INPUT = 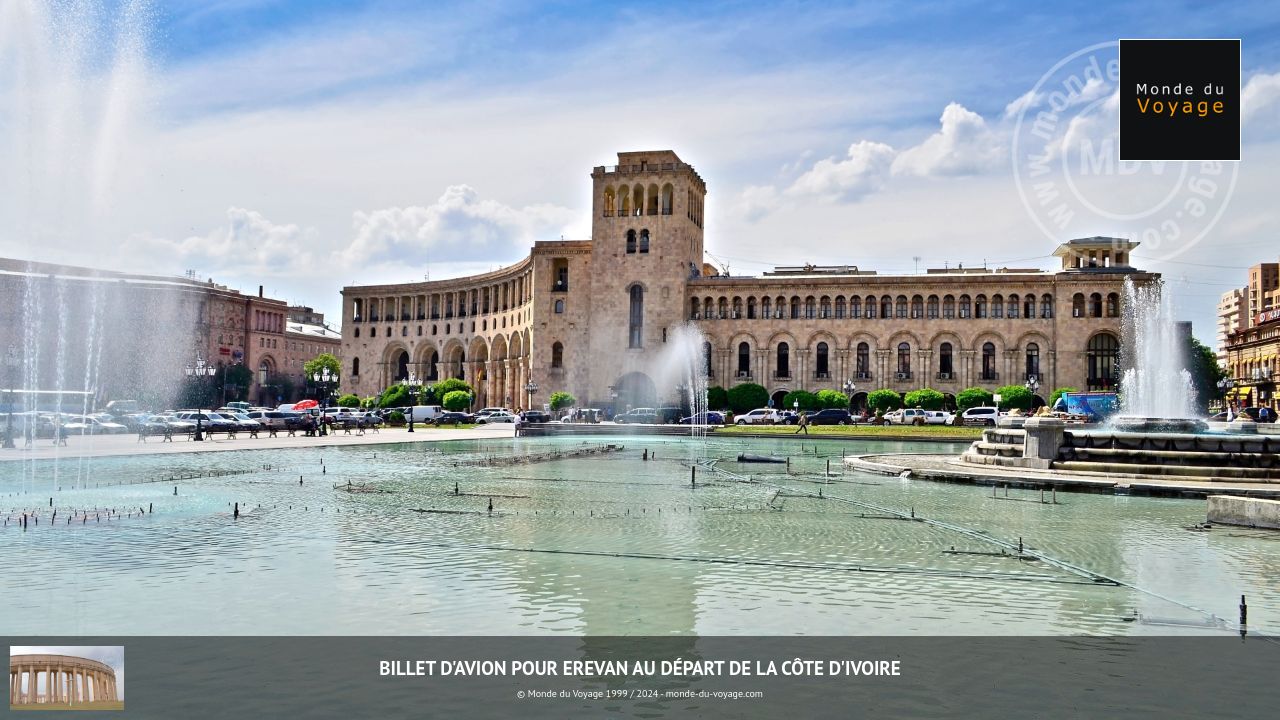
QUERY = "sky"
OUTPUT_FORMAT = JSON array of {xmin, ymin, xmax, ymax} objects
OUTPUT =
[{"xmin": 2, "ymin": 0, "xmax": 1280, "ymax": 348}]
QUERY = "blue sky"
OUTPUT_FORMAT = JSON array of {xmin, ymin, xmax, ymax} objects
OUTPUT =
[{"xmin": 4, "ymin": 0, "xmax": 1280, "ymax": 344}]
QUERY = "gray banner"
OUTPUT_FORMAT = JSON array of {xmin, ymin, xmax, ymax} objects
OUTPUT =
[{"xmin": 5, "ymin": 637, "xmax": 1277, "ymax": 718}]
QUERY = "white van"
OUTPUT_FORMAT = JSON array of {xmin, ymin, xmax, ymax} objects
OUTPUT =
[{"xmin": 408, "ymin": 405, "xmax": 444, "ymax": 423}]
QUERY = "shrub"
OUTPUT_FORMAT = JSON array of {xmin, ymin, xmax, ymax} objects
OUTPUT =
[
  {"xmin": 867, "ymin": 389, "xmax": 903, "ymax": 413},
  {"xmin": 387, "ymin": 410, "xmax": 405, "ymax": 424},
  {"xmin": 1049, "ymin": 386, "xmax": 1078, "ymax": 408},
  {"xmin": 814, "ymin": 389, "xmax": 849, "ymax": 409},
  {"xmin": 994, "ymin": 384, "xmax": 1034, "ymax": 411},
  {"xmin": 707, "ymin": 386, "xmax": 729, "ymax": 410},
  {"xmin": 441, "ymin": 390, "xmax": 472, "ymax": 412},
  {"xmin": 336, "ymin": 394, "xmax": 360, "ymax": 408},
  {"xmin": 903, "ymin": 388, "xmax": 945, "ymax": 410},
  {"xmin": 781, "ymin": 390, "xmax": 819, "ymax": 411},
  {"xmin": 549, "ymin": 391, "xmax": 576, "ymax": 411},
  {"xmin": 432, "ymin": 378, "xmax": 473, "ymax": 398},
  {"xmin": 956, "ymin": 387, "xmax": 993, "ymax": 412},
  {"xmin": 379, "ymin": 383, "xmax": 411, "ymax": 409},
  {"xmin": 726, "ymin": 383, "xmax": 768, "ymax": 414}
]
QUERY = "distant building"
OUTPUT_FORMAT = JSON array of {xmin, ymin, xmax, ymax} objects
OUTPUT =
[
  {"xmin": 283, "ymin": 306, "xmax": 342, "ymax": 393},
  {"xmin": 1217, "ymin": 288, "xmax": 1247, "ymax": 367},
  {"xmin": 1220, "ymin": 258, "xmax": 1280, "ymax": 411},
  {"xmin": 338, "ymin": 150, "xmax": 1158, "ymax": 412}
]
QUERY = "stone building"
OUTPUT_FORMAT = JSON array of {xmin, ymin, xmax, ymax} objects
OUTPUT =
[
  {"xmin": 1219, "ymin": 258, "xmax": 1280, "ymax": 411},
  {"xmin": 281, "ymin": 306, "xmax": 342, "ymax": 395},
  {"xmin": 339, "ymin": 150, "xmax": 1155, "ymax": 412}
]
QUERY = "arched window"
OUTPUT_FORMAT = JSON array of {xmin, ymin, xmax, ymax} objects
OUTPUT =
[
  {"xmin": 628, "ymin": 285, "xmax": 644, "ymax": 348},
  {"xmin": 1041, "ymin": 294, "xmax": 1054, "ymax": 319},
  {"xmin": 1087, "ymin": 333, "xmax": 1119, "ymax": 390},
  {"xmin": 703, "ymin": 342, "xmax": 713, "ymax": 377},
  {"xmin": 1073, "ymin": 293, "xmax": 1085, "ymax": 317},
  {"xmin": 632, "ymin": 186, "xmax": 643, "ymax": 217},
  {"xmin": 626, "ymin": 229, "xmax": 637, "ymax": 254},
  {"xmin": 927, "ymin": 295, "xmax": 939, "ymax": 319},
  {"xmin": 776, "ymin": 342, "xmax": 791, "ymax": 378},
  {"xmin": 762, "ymin": 297, "xmax": 772, "ymax": 318},
  {"xmin": 835, "ymin": 296, "xmax": 846, "ymax": 319},
  {"xmin": 981, "ymin": 342, "xmax": 997, "ymax": 380},
  {"xmin": 427, "ymin": 351, "xmax": 439, "ymax": 380},
  {"xmin": 647, "ymin": 184, "xmax": 659, "ymax": 215},
  {"xmin": 551, "ymin": 342, "xmax": 564, "ymax": 368},
  {"xmin": 395, "ymin": 350, "xmax": 409, "ymax": 380},
  {"xmin": 975, "ymin": 294, "xmax": 988, "ymax": 318},
  {"xmin": 897, "ymin": 342, "xmax": 911, "ymax": 376},
  {"xmin": 911, "ymin": 295, "xmax": 923, "ymax": 319},
  {"xmin": 816, "ymin": 342, "xmax": 830, "ymax": 377},
  {"xmin": 1007, "ymin": 294, "xmax": 1020, "ymax": 319},
  {"xmin": 1089, "ymin": 292, "xmax": 1103, "ymax": 318},
  {"xmin": 1025, "ymin": 295, "xmax": 1036, "ymax": 319},
  {"xmin": 732, "ymin": 296, "xmax": 743, "ymax": 319},
  {"xmin": 1025, "ymin": 342, "xmax": 1040, "ymax": 380},
  {"xmin": 1106, "ymin": 292, "xmax": 1119, "ymax": 317},
  {"xmin": 959, "ymin": 295, "xmax": 972, "ymax": 319},
  {"xmin": 370, "ymin": 327, "xmax": 377, "ymax": 337},
  {"xmin": 881, "ymin": 296, "xmax": 893, "ymax": 318},
  {"xmin": 805, "ymin": 296, "xmax": 816, "ymax": 319},
  {"xmin": 747, "ymin": 297, "xmax": 757, "ymax": 319},
  {"xmin": 856, "ymin": 342, "xmax": 870, "ymax": 377},
  {"xmin": 738, "ymin": 342, "xmax": 751, "ymax": 377},
  {"xmin": 718, "ymin": 297, "xmax": 729, "ymax": 319},
  {"xmin": 895, "ymin": 295, "xmax": 907, "ymax": 318},
  {"xmin": 791, "ymin": 296, "xmax": 801, "ymax": 320},
  {"xmin": 660, "ymin": 184, "xmax": 674, "ymax": 215},
  {"xmin": 943, "ymin": 295, "xmax": 955, "ymax": 319},
  {"xmin": 351, "ymin": 357, "xmax": 360, "ymax": 376},
  {"xmin": 554, "ymin": 299, "xmax": 564, "ymax": 314},
  {"xmin": 776, "ymin": 296, "xmax": 787, "ymax": 318},
  {"xmin": 818, "ymin": 296, "xmax": 830, "ymax": 318},
  {"xmin": 354, "ymin": 327, "xmax": 360, "ymax": 338},
  {"xmin": 639, "ymin": 229, "xmax": 650, "ymax": 254},
  {"xmin": 939, "ymin": 342, "xmax": 954, "ymax": 376},
  {"xmin": 620, "ymin": 186, "xmax": 632, "ymax": 216},
  {"xmin": 992, "ymin": 294, "xmax": 1004, "ymax": 318},
  {"xmin": 603, "ymin": 186, "xmax": 616, "ymax": 217}
]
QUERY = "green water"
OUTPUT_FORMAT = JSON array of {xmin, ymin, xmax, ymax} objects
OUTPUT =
[{"xmin": 2, "ymin": 436, "xmax": 1274, "ymax": 635}]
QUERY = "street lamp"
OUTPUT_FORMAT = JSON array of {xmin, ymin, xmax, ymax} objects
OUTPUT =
[
  {"xmin": 3, "ymin": 344, "xmax": 18, "ymax": 449},
  {"xmin": 1025, "ymin": 374, "xmax": 1040, "ymax": 411},
  {"xmin": 525, "ymin": 380, "xmax": 538, "ymax": 413},
  {"xmin": 842, "ymin": 378, "xmax": 856, "ymax": 413},
  {"xmin": 1218, "ymin": 377, "xmax": 1235, "ymax": 420},
  {"xmin": 400, "ymin": 371, "xmax": 419, "ymax": 433},
  {"xmin": 312, "ymin": 366, "xmax": 338, "ymax": 436},
  {"xmin": 184, "ymin": 355, "xmax": 217, "ymax": 441}
]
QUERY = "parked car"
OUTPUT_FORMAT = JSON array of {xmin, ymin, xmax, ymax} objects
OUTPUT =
[
  {"xmin": 655, "ymin": 407, "xmax": 684, "ymax": 424},
  {"xmin": 136, "ymin": 415, "xmax": 172, "ymax": 435},
  {"xmin": 614, "ymin": 407, "xmax": 657, "ymax": 424},
  {"xmin": 174, "ymin": 410, "xmax": 237, "ymax": 431},
  {"xmin": 246, "ymin": 410, "xmax": 295, "ymax": 430},
  {"xmin": 1240, "ymin": 406, "xmax": 1277, "ymax": 423},
  {"xmin": 679, "ymin": 411, "xmax": 726, "ymax": 425},
  {"xmin": 406, "ymin": 405, "xmax": 445, "ymax": 423},
  {"xmin": 887, "ymin": 408, "xmax": 930, "ymax": 425},
  {"xmin": 735, "ymin": 408, "xmax": 780, "ymax": 425},
  {"xmin": 225, "ymin": 412, "xmax": 262, "ymax": 431},
  {"xmin": 434, "ymin": 411, "xmax": 474, "ymax": 425},
  {"xmin": 476, "ymin": 407, "xmax": 511, "ymax": 418},
  {"xmin": 807, "ymin": 409, "xmax": 853, "ymax": 425},
  {"xmin": 924, "ymin": 410, "xmax": 955, "ymax": 425},
  {"xmin": 61, "ymin": 415, "xmax": 128, "ymax": 434},
  {"xmin": 520, "ymin": 410, "xmax": 552, "ymax": 423},
  {"xmin": 961, "ymin": 406, "xmax": 1002, "ymax": 426},
  {"xmin": 477, "ymin": 412, "xmax": 516, "ymax": 424}
]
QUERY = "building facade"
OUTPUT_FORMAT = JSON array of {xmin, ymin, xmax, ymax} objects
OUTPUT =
[
  {"xmin": 1220, "ymin": 258, "xmax": 1280, "ymax": 411},
  {"xmin": 281, "ymin": 306, "xmax": 343, "ymax": 396},
  {"xmin": 340, "ymin": 150, "xmax": 1155, "ymax": 412}
]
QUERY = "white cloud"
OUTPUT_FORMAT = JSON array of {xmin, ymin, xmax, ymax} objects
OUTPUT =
[
  {"xmin": 343, "ymin": 185, "xmax": 579, "ymax": 267},
  {"xmin": 1243, "ymin": 70, "xmax": 1280, "ymax": 129},
  {"xmin": 1003, "ymin": 89, "xmax": 1042, "ymax": 118},
  {"xmin": 891, "ymin": 102, "xmax": 1004, "ymax": 177},
  {"xmin": 123, "ymin": 207, "xmax": 318, "ymax": 277},
  {"xmin": 734, "ymin": 184, "xmax": 782, "ymax": 222},
  {"xmin": 785, "ymin": 140, "xmax": 896, "ymax": 201}
]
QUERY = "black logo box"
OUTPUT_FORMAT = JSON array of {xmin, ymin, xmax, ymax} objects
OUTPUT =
[{"xmin": 1119, "ymin": 39, "xmax": 1240, "ymax": 161}]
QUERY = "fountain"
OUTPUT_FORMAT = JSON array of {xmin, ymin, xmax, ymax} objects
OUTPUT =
[
  {"xmin": 1110, "ymin": 278, "xmax": 1206, "ymax": 434},
  {"xmin": 649, "ymin": 323, "xmax": 711, "ymax": 441}
]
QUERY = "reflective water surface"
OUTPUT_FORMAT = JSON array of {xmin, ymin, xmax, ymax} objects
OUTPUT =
[{"xmin": 2, "ymin": 436, "xmax": 1275, "ymax": 636}]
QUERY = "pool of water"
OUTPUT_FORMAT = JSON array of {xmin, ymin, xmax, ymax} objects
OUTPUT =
[{"xmin": 2, "ymin": 436, "xmax": 1275, "ymax": 636}]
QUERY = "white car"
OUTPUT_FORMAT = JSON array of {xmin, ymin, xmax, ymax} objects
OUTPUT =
[
  {"xmin": 477, "ymin": 412, "xmax": 516, "ymax": 424},
  {"xmin": 883, "ymin": 409, "xmax": 904, "ymax": 424},
  {"xmin": 961, "ymin": 407, "xmax": 1002, "ymax": 426},
  {"xmin": 889, "ymin": 409, "xmax": 931, "ymax": 425},
  {"xmin": 924, "ymin": 410, "xmax": 955, "ymax": 425},
  {"xmin": 735, "ymin": 408, "xmax": 781, "ymax": 425}
]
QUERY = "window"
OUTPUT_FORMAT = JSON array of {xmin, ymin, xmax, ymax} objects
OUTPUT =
[
  {"xmin": 975, "ymin": 295, "xmax": 988, "ymax": 318},
  {"xmin": 834, "ymin": 296, "xmax": 846, "ymax": 319},
  {"xmin": 747, "ymin": 297, "xmax": 757, "ymax": 319},
  {"xmin": 762, "ymin": 297, "xmax": 772, "ymax": 318},
  {"xmin": 1073, "ymin": 293, "xmax": 1085, "ymax": 317},
  {"xmin": 1007, "ymin": 294, "xmax": 1020, "ymax": 319},
  {"xmin": 370, "ymin": 327, "xmax": 377, "ymax": 338},
  {"xmin": 816, "ymin": 342, "xmax": 829, "ymax": 377},
  {"xmin": 554, "ymin": 299, "xmax": 564, "ymax": 314},
  {"xmin": 1024, "ymin": 295, "xmax": 1035, "ymax": 319},
  {"xmin": 959, "ymin": 295, "xmax": 972, "ymax": 319},
  {"xmin": 1087, "ymin": 333, "xmax": 1119, "ymax": 390},
  {"xmin": 981, "ymin": 342, "xmax": 997, "ymax": 380},
  {"xmin": 790, "ymin": 296, "xmax": 801, "ymax": 320},
  {"xmin": 776, "ymin": 342, "xmax": 790, "ymax": 378},
  {"xmin": 639, "ymin": 229, "xmax": 650, "ymax": 254},
  {"xmin": 1041, "ymin": 294, "xmax": 1054, "ymax": 318},
  {"xmin": 897, "ymin": 342, "xmax": 911, "ymax": 375},
  {"xmin": 927, "ymin": 295, "xmax": 939, "ymax": 319},
  {"xmin": 911, "ymin": 295, "xmax": 923, "ymax": 319},
  {"xmin": 856, "ymin": 342, "xmax": 870, "ymax": 376},
  {"xmin": 1025, "ymin": 342, "xmax": 1040, "ymax": 379},
  {"xmin": 626, "ymin": 230, "xmax": 637, "ymax": 254},
  {"xmin": 850, "ymin": 296, "xmax": 862, "ymax": 317},
  {"xmin": 1106, "ymin": 292, "xmax": 1119, "ymax": 317},
  {"xmin": 628, "ymin": 285, "xmax": 644, "ymax": 348},
  {"xmin": 552, "ymin": 342, "xmax": 564, "ymax": 368},
  {"xmin": 881, "ymin": 296, "xmax": 892, "ymax": 318},
  {"xmin": 738, "ymin": 342, "xmax": 751, "ymax": 377},
  {"xmin": 939, "ymin": 342, "xmax": 953, "ymax": 375},
  {"xmin": 943, "ymin": 295, "xmax": 955, "ymax": 319},
  {"xmin": 992, "ymin": 294, "xmax": 1004, "ymax": 318},
  {"xmin": 351, "ymin": 357, "xmax": 360, "ymax": 376},
  {"xmin": 1089, "ymin": 293, "xmax": 1103, "ymax": 318},
  {"xmin": 354, "ymin": 327, "xmax": 359, "ymax": 338}
]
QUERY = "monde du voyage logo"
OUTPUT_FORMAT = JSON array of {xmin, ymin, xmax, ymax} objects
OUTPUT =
[{"xmin": 1120, "ymin": 39, "xmax": 1241, "ymax": 161}]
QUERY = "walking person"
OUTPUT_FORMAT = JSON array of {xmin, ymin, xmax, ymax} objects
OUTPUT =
[{"xmin": 794, "ymin": 410, "xmax": 809, "ymax": 435}]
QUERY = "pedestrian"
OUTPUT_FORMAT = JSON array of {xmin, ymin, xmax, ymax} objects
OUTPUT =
[{"xmin": 794, "ymin": 410, "xmax": 809, "ymax": 435}]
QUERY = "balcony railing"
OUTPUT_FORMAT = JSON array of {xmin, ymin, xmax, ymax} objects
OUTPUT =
[
  {"xmin": 814, "ymin": 371, "xmax": 830, "ymax": 380},
  {"xmin": 855, "ymin": 371, "xmax": 872, "ymax": 380},
  {"xmin": 736, "ymin": 371, "xmax": 753, "ymax": 380},
  {"xmin": 980, "ymin": 372, "xmax": 999, "ymax": 381},
  {"xmin": 935, "ymin": 372, "xmax": 954, "ymax": 381},
  {"xmin": 895, "ymin": 371, "xmax": 913, "ymax": 381},
  {"xmin": 774, "ymin": 372, "xmax": 792, "ymax": 381}
]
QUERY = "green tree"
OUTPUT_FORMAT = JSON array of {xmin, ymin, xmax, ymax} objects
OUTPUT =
[
  {"xmin": 549, "ymin": 391, "xmax": 576, "ymax": 411},
  {"xmin": 726, "ymin": 383, "xmax": 768, "ymax": 414},
  {"xmin": 781, "ymin": 390, "xmax": 819, "ymax": 411},
  {"xmin": 442, "ymin": 390, "xmax": 472, "ymax": 412},
  {"xmin": 336, "ymin": 394, "xmax": 361, "ymax": 408},
  {"xmin": 361, "ymin": 396, "xmax": 378, "ymax": 409},
  {"xmin": 219, "ymin": 364, "xmax": 254, "ymax": 403},
  {"xmin": 1186, "ymin": 335, "xmax": 1227, "ymax": 410},
  {"xmin": 814, "ymin": 389, "xmax": 849, "ymax": 409},
  {"xmin": 903, "ymin": 387, "xmax": 945, "ymax": 410},
  {"xmin": 431, "ymin": 378, "xmax": 472, "ymax": 402},
  {"xmin": 302, "ymin": 353, "xmax": 341, "ymax": 387},
  {"xmin": 994, "ymin": 384, "xmax": 1034, "ymax": 411},
  {"xmin": 956, "ymin": 387, "xmax": 993, "ymax": 412},
  {"xmin": 867, "ymin": 389, "xmax": 903, "ymax": 413},
  {"xmin": 707, "ymin": 386, "xmax": 729, "ymax": 410},
  {"xmin": 1048, "ymin": 387, "xmax": 1078, "ymax": 409}
]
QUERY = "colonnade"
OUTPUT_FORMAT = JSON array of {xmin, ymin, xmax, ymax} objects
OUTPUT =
[{"xmin": 10, "ymin": 655, "xmax": 117, "ymax": 705}]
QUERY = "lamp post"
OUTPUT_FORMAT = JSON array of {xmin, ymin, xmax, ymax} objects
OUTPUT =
[
  {"xmin": 525, "ymin": 380, "xmax": 538, "ymax": 414},
  {"xmin": 185, "ymin": 355, "xmax": 217, "ymax": 441},
  {"xmin": 1218, "ymin": 377, "xmax": 1235, "ymax": 420},
  {"xmin": 843, "ymin": 378, "xmax": 856, "ymax": 413},
  {"xmin": 400, "ymin": 371, "xmax": 419, "ymax": 433},
  {"xmin": 313, "ymin": 366, "xmax": 337, "ymax": 436},
  {"xmin": 1025, "ymin": 374, "xmax": 1040, "ymax": 411},
  {"xmin": 3, "ymin": 344, "xmax": 17, "ymax": 449}
]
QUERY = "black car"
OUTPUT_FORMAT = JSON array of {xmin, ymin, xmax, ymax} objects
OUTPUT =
[
  {"xmin": 521, "ymin": 410, "xmax": 552, "ymax": 423},
  {"xmin": 614, "ymin": 408, "xmax": 657, "ymax": 424},
  {"xmin": 434, "ymin": 411, "xmax": 474, "ymax": 425},
  {"xmin": 806, "ymin": 409, "xmax": 852, "ymax": 425}
]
